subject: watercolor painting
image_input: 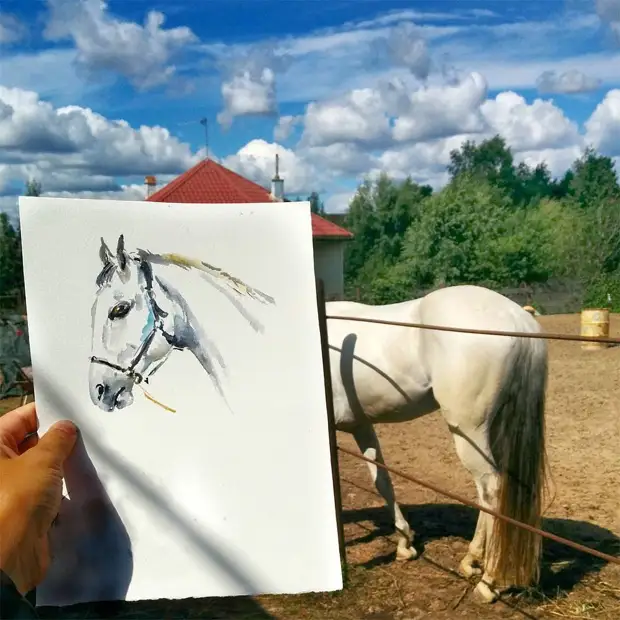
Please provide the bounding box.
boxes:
[89,234,276,414]
[18,196,343,605]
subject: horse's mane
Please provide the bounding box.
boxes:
[135,250,276,306]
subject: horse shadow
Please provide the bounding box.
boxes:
[342,503,620,597]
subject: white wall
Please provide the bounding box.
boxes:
[313,240,346,300]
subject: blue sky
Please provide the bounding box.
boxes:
[0,0,619,218]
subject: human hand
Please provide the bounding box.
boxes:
[0,402,77,594]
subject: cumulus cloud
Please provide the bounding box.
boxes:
[536,69,602,94]
[585,89,620,155]
[481,91,582,151]
[301,87,392,148]
[222,139,320,195]
[302,143,376,176]
[0,86,199,175]
[0,85,201,219]
[43,0,197,90]
[0,13,27,45]
[392,72,488,142]
[215,45,289,129]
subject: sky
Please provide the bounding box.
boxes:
[0,0,619,220]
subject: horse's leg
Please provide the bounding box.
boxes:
[352,423,417,561]
[450,428,502,602]
[459,509,487,577]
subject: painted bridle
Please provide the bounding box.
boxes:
[89,257,180,387]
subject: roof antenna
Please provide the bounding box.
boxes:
[200,117,209,160]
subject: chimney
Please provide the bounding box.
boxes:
[144,175,157,198]
[270,154,284,201]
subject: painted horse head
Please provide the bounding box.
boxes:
[89,234,276,412]
[89,235,181,411]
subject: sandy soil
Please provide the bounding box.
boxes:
[4,314,619,619]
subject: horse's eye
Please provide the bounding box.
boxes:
[108,301,133,320]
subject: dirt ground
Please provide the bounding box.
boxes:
[3,314,619,619]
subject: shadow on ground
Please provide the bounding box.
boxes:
[343,502,620,598]
[37,597,275,619]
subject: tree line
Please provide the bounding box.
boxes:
[342,136,620,311]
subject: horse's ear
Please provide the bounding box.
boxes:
[116,234,127,271]
[99,238,113,265]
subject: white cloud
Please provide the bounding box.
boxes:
[44,0,197,90]
[481,91,582,151]
[585,89,620,155]
[302,143,376,177]
[392,72,488,142]
[0,86,199,176]
[222,139,320,195]
[214,44,288,129]
[273,115,302,141]
[218,67,277,129]
[536,69,602,94]
[301,87,392,148]
[0,13,27,45]
[324,190,356,214]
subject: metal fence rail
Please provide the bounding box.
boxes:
[326,314,620,345]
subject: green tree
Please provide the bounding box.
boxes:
[0,213,23,294]
[568,147,620,209]
[25,179,42,196]
[307,191,325,214]
[397,174,549,288]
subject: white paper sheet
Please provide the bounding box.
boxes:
[18,196,342,606]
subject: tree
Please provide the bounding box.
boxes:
[447,135,518,196]
[0,213,23,294]
[25,179,42,196]
[307,191,325,214]
[568,147,620,209]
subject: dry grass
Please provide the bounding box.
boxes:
[1,313,619,618]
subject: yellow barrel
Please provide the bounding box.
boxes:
[580,308,610,350]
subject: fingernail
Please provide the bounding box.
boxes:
[55,420,78,437]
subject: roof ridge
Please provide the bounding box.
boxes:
[148,159,208,202]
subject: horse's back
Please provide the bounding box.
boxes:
[325,286,545,428]
[418,285,546,426]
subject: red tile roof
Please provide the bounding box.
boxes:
[147,158,353,239]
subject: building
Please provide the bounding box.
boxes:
[145,157,353,299]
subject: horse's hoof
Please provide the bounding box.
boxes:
[396,545,418,561]
[475,580,499,603]
[459,557,482,578]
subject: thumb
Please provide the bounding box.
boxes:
[32,420,78,468]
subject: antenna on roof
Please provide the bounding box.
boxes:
[199,117,209,160]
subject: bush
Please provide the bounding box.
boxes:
[583,274,620,311]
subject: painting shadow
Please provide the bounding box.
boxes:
[34,373,276,619]
[36,433,133,607]
[343,503,620,599]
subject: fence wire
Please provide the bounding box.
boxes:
[326,315,620,345]
[338,446,620,566]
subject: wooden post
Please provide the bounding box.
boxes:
[315,278,347,582]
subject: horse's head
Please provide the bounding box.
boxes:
[89,235,178,412]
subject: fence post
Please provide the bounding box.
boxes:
[315,278,347,583]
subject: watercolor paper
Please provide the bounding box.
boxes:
[18,196,342,606]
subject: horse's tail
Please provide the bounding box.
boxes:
[487,321,549,588]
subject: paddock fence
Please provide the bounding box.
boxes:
[324,310,620,574]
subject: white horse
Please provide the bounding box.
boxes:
[326,285,548,602]
[88,235,275,413]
